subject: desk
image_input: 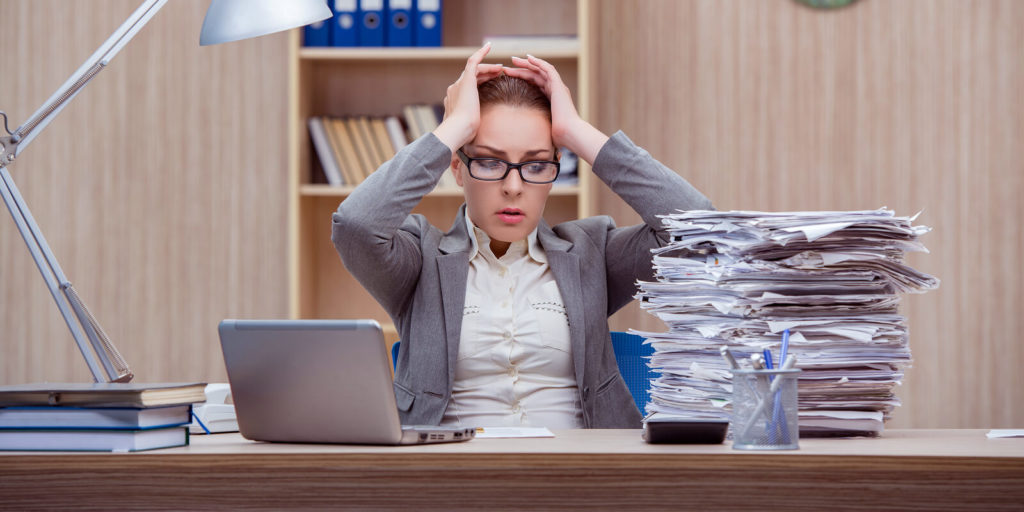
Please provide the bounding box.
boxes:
[1,429,1022,510]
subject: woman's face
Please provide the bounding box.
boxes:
[452,104,555,253]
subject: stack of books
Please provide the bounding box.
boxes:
[0,382,206,452]
[633,209,939,436]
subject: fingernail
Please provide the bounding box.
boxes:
[527,54,535,59]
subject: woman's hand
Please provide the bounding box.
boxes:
[505,55,609,164]
[433,43,504,153]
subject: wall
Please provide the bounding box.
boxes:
[588,0,1023,428]
[0,1,290,384]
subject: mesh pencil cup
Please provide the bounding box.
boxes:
[729,368,801,450]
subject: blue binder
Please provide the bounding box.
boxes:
[386,0,414,47]
[303,19,330,47]
[331,0,358,47]
[358,0,386,47]
[414,0,441,47]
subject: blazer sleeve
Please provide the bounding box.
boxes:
[589,131,714,315]
[331,133,453,318]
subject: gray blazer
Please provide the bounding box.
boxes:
[332,131,712,428]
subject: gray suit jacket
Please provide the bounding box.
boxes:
[332,131,712,428]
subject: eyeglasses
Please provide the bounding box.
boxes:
[456,149,560,184]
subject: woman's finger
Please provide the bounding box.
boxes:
[502,67,547,91]
[465,42,492,73]
[510,56,545,76]
[526,54,560,81]
[476,69,504,85]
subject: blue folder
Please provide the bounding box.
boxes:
[414,0,441,47]
[331,0,359,47]
[386,0,414,47]
[358,0,386,47]
[303,19,330,47]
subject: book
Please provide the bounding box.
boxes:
[402,104,423,140]
[370,117,394,162]
[346,116,376,180]
[383,115,408,152]
[308,117,344,186]
[327,118,362,186]
[0,382,207,408]
[482,35,580,55]
[0,426,188,452]
[0,404,191,430]
[355,116,385,170]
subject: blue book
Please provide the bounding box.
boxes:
[0,404,192,430]
[331,0,359,47]
[413,0,441,47]
[385,0,414,47]
[0,426,189,452]
[303,18,331,47]
[358,0,386,47]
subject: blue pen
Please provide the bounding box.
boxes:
[781,329,791,363]
[762,349,774,370]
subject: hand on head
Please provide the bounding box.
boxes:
[433,43,502,152]
[504,55,583,151]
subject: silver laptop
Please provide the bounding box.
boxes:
[218,319,474,445]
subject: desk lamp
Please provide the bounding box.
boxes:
[0,0,331,383]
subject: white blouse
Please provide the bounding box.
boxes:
[440,216,583,429]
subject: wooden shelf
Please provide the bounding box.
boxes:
[299,45,579,62]
[300,183,581,198]
[289,1,588,324]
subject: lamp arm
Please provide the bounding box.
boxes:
[3,0,168,161]
[0,0,170,382]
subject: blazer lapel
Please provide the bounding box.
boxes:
[437,205,472,391]
[539,226,586,389]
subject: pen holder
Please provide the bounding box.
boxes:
[729,368,801,450]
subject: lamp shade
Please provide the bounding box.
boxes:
[200,0,332,46]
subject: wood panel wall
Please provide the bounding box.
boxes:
[588,0,1023,428]
[0,1,290,384]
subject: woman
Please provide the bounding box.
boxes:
[333,44,712,429]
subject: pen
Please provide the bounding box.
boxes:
[763,349,774,370]
[720,345,741,370]
[781,329,791,363]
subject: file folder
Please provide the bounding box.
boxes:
[414,0,441,47]
[359,0,386,47]
[386,0,414,47]
[331,0,359,47]
[303,19,330,47]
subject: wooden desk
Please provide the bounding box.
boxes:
[1,429,1022,510]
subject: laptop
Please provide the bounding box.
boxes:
[218,319,475,445]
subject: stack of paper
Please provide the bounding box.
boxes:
[634,209,939,436]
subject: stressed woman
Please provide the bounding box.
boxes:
[332,44,712,429]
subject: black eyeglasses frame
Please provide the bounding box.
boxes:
[456,149,561,184]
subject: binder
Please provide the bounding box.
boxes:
[331,0,359,47]
[414,0,441,47]
[358,0,386,47]
[303,19,331,47]
[385,0,414,47]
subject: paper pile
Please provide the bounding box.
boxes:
[634,209,939,436]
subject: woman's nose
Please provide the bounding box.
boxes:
[501,168,524,196]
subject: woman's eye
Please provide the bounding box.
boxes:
[477,160,505,171]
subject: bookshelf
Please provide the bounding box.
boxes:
[287,1,590,343]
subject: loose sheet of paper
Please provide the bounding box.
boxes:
[474,427,555,439]
[986,429,1024,439]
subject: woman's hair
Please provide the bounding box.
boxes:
[478,75,551,120]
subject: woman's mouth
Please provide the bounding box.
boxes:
[498,208,525,224]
